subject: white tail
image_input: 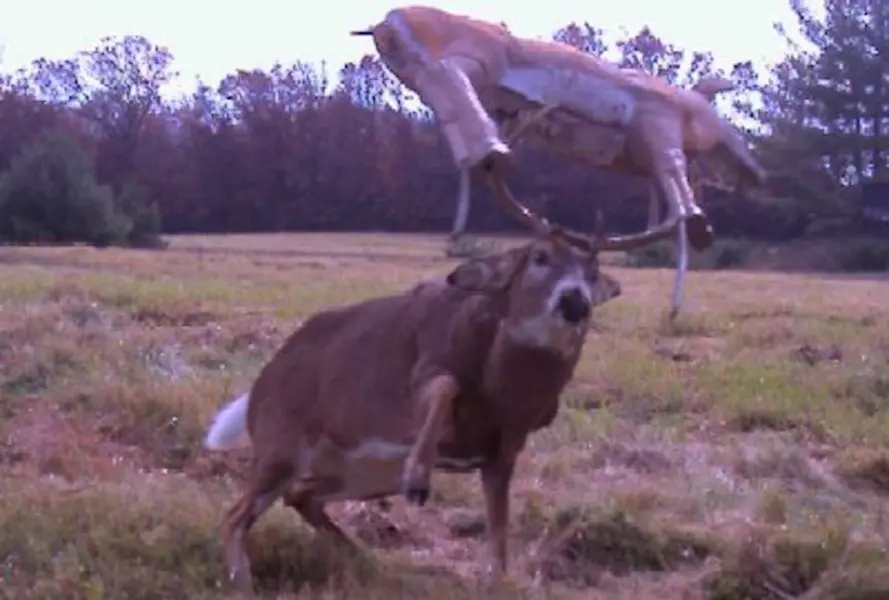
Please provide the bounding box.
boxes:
[204,393,250,450]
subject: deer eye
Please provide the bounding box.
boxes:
[531,249,550,266]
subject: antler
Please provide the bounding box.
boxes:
[486,170,674,253]
[484,169,552,235]
[585,210,676,252]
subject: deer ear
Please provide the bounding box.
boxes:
[592,271,621,306]
[446,248,524,292]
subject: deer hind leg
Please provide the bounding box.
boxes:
[664,149,714,251]
[283,486,358,549]
[221,458,294,594]
[401,373,460,506]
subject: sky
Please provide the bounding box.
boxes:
[0,0,803,96]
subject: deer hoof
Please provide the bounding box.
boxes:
[478,147,511,174]
[404,485,430,506]
[228,567,254,595]
[685,214,714,251]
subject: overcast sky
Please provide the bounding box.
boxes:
[1,0,805,94]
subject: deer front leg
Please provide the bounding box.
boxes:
[653,152,696,319]
[670,209,689,320]
[647,181,661,229]
[401,373,460,505]
[451,168,472,240]
[449,98,556,238]
[377,16,509,172]
[480,445,520,576]
[411,57,510,173]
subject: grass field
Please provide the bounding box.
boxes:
[2,232,889,599]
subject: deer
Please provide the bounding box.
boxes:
[350,5,767,318]
[202,217,638,593]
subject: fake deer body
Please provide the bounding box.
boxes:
[351,5,766,317]
[203,226,629,593]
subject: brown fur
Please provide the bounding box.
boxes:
[360,4,766,188]
[352,4,766,318]
[204,232,622,592]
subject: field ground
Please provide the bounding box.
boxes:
[2,232,889,599]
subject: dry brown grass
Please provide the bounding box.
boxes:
[2,232,889,599]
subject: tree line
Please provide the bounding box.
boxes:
[0,0,886,248]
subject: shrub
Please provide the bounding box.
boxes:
[624,238,755,271]
[624,239,675,269]
[0,130,164,249]
[114,180,167,249]
[834,238,889,272]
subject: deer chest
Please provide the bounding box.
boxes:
[433,391,559,472]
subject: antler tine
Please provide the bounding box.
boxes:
[553,208,676,254]
[589,221,676,252]
[486,170,552,235]
[550,208,676,254]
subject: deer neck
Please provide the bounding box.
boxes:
[480,324,579,428]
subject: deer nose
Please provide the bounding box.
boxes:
[556,287,591,324]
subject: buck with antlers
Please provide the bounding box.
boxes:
[351,5,767,317]
[203,219,631,592]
